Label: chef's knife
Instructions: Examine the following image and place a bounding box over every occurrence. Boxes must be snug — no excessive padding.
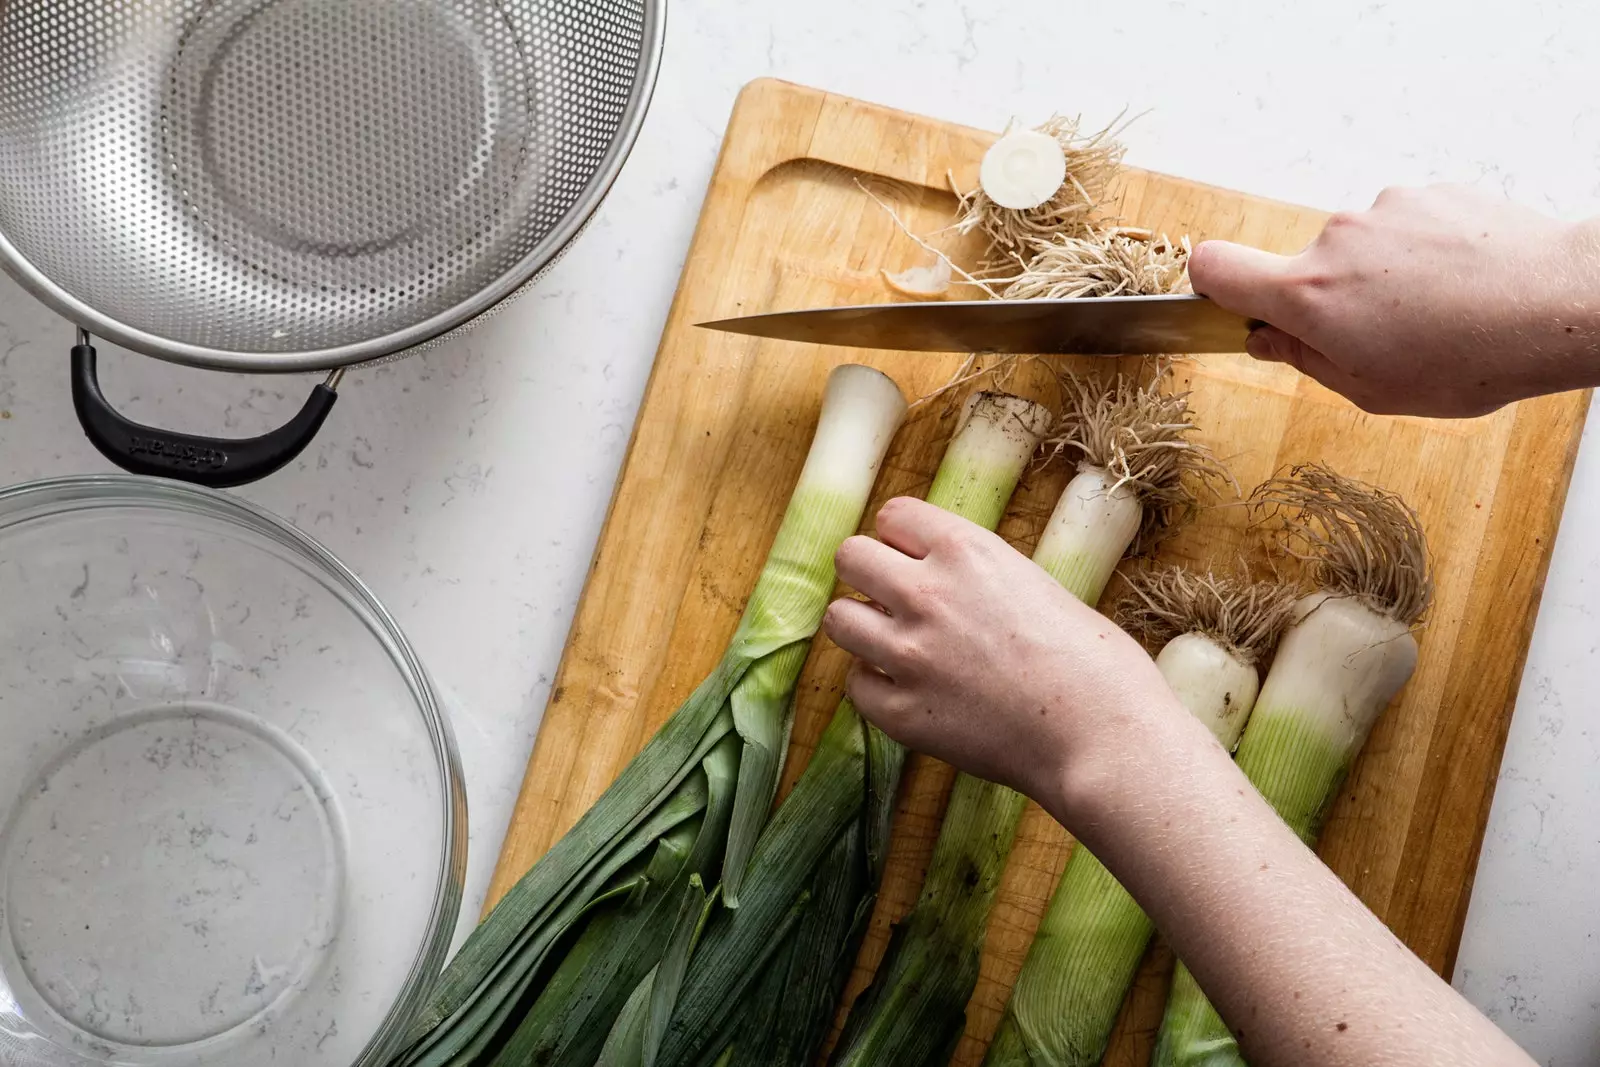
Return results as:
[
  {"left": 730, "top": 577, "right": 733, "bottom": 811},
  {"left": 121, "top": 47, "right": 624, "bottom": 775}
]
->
[{"left": 698, "top": 294, "right": 1259, "bottom": 355}]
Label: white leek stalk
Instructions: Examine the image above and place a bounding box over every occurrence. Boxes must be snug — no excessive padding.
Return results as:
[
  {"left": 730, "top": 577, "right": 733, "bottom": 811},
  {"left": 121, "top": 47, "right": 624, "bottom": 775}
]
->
[
  {"left": 1152, "top": 466, "right": 1431, "bottom": 1067},
  {"left": 1034, "top": 466, "right": 1143, "bottom": 602},
  {"left": 397, "top": 365, "right": 906, "bottom": 1067}
]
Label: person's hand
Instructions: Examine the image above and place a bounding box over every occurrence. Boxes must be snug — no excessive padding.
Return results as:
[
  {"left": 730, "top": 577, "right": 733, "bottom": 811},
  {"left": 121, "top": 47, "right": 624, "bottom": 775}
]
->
[
  {"left": 820, "top": 496, "right": 1188, "bottom": 818},
  {"left": 1189, "top": 183, "right": 1600, "bottom": 418}
]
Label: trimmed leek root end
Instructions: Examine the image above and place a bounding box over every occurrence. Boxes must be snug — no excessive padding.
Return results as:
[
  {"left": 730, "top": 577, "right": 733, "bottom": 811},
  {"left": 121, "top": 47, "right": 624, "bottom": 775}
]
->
[
  {"left": 979, "top": 128, "right": 1069, "bottom": 210},
  {"left": 795, "top": 364, "right": 909, "bottom": 507},
  {"left": 926, "top": 391, "right": 1055, "bottom": 525}
]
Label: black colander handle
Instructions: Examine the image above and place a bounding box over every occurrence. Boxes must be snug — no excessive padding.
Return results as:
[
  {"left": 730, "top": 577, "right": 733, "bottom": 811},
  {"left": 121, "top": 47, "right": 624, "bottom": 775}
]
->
[{"left": 71, "top": 331, "right": 342, "bottom": 489}]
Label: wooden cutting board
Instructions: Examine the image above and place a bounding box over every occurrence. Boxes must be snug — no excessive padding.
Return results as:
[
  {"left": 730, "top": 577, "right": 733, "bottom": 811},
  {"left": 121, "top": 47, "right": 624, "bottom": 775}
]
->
[{"left": 486, "top": 79, "right": 1588, "bottom": 1065}]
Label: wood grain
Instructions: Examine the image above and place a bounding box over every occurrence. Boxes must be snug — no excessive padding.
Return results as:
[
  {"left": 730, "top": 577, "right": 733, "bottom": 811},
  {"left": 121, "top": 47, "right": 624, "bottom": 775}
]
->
[{"left": 485, "top": 79, "right": 1588, "bottom": 1066}]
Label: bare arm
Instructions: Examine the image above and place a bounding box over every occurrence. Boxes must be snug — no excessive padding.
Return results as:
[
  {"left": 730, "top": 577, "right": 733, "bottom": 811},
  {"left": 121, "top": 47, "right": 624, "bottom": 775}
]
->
[{"left": 823, "top": 497, "right": 1534, "bottom": 1067}]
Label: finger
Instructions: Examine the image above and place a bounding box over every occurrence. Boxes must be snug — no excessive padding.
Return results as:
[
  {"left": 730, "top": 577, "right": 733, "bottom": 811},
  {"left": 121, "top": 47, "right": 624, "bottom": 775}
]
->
[
  {"left": 874, "top": 495, "right": 988, "bottom": 560},
  {"left": 822, "top": 596, "right": 904, "bottom": 671},
  {"left": 845, "top": 658, "right": 912, "bottom": 727},
  {"left": 1245, "top": 324, "right": 1321, "bottom": 370},
  {"left": 835, "top": 534, "right": 919, "bottom": 614},
  {"left": 1247, "top": 327, "right": 1365, "bottom": 403},
  {"left": 1187, "top": 240, "right": 1298, "bottom": 325}
]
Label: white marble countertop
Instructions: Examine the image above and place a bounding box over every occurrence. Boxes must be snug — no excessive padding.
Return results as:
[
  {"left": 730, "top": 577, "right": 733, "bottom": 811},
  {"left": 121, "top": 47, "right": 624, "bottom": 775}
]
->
[{"left": 1, "top": 2, "right": 1597, "bottom": 1063}]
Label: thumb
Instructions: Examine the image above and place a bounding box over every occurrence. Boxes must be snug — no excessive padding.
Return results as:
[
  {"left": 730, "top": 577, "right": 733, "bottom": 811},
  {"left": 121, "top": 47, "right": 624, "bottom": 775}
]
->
[{"left": 1187, "top": 240, "right": 1297, "bottom": 325}]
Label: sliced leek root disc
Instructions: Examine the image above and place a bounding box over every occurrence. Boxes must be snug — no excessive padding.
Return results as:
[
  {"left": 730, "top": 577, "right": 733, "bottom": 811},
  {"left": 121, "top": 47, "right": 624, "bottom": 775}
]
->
[
  {"left": 979, "top": 128, "right": 1068, "bottom": 210},
  {"left": 882, "top": 256, "right": 952, "bottom": 298}
]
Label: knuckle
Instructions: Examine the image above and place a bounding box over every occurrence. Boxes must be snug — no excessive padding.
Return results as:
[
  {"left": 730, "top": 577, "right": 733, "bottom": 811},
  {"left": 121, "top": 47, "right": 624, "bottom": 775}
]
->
[
  {"left": 1276, "top": 275, "right": 1327, "bottom": 320},
  {"left": 1374, "top": 184, "right": 1418, "bottom": 206},
  {"left": 912, "top": 576, "right": 952, "bottom": 608},
  {"left": 891, "top": 634, "right": 925, "bottom": 668},
  {"left": 938, "top": 527, "right": 990, "bottom": 562},
  {"left": 877, "top": 496, "right": 916, "bottom": 522}
]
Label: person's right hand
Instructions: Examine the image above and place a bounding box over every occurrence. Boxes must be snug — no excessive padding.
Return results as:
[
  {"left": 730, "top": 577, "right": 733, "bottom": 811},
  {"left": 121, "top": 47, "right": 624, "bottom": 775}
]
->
[{"left": 1189, "top": 183, "right": 1600, "bottom": 418}]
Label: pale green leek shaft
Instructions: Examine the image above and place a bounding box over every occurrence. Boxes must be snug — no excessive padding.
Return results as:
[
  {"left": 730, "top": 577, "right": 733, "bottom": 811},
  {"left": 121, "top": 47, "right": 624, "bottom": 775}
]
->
[
  {"left": 986, "top": 629, "right": 1263, "bottom": 1067},
  {"left": 830, "top": 467, "right": 1140, "bottom": 1067}
]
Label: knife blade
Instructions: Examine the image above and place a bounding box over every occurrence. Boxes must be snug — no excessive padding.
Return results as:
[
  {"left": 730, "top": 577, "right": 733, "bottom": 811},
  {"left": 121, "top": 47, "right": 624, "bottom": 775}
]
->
[{"left": 698, "top": 294, "right": 1259, "bottom": 355}]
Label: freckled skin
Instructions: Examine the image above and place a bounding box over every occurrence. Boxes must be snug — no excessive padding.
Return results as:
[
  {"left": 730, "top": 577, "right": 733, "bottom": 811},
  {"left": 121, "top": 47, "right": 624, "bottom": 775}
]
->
[
  {"left": 825, "top": 495, "right": 1541, "bottom": 1067},
  {"left": 1189, "top": 183, "right": 1600, "bottom": 419}
]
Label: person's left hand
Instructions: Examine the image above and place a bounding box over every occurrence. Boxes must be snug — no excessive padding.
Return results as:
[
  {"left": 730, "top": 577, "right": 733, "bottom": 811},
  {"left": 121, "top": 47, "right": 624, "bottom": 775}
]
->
[{"left": 821, "top": 496, "right": 1183, "bottom": 819}]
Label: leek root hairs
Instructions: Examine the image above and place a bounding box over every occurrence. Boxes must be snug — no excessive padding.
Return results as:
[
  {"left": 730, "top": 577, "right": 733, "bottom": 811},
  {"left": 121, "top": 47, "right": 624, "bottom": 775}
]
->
[
  {"left": 1116, "top": 565, "right": 1298, "bottom": 667},
  {"left": 1251, "top": 462, "right": 1433, "bottom": 624},
  {"left": 1048, "top": 370, "right": 1230, "bottom": 550},
  {"left": 954, "top": 114, "right": 1127, "bottom": 254},
  {"left": 982, "top": 227, "right": 1191, "bottom": 301}
]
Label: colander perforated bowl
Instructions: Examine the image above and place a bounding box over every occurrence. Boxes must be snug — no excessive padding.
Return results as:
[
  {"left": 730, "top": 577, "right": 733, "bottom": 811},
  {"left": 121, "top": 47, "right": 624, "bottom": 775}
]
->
[{"left": 0, "top": 0, "right": 663, "bottom": 486}]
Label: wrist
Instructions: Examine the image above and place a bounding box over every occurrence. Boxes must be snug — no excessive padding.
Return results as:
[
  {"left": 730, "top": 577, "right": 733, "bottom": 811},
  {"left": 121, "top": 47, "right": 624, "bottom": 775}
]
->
[{"left": 1040, "top": 686, "right": 1222, "bottom": 848}]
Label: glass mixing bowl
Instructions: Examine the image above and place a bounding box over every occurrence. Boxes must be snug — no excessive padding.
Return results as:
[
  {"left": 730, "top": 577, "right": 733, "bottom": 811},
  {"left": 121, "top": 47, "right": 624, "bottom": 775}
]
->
[{"left": 0, "top": 477, "right": 466, "bottom": 1066}]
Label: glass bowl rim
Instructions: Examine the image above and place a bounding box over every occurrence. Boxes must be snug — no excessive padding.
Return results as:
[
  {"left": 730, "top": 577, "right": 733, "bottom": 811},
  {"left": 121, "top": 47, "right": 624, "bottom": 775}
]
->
[{"left": 0, "top": 473, "right": 467, "bottom": 1066}]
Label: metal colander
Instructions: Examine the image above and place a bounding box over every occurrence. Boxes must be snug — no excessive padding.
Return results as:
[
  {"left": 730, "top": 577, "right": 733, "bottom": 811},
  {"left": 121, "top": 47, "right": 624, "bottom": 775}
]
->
[{"left": 0, "top": 0, "right": 663, "bottom": 372}]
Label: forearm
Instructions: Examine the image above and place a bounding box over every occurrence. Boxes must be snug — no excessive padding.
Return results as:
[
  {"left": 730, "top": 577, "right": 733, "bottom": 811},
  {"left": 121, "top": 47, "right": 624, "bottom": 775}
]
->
[
  {"left": 1051, "top": 706, "right": 1535, "bottom": 1067},
  {"left": 1512, "top": 216, "right": 1600, "bottom": 396}
]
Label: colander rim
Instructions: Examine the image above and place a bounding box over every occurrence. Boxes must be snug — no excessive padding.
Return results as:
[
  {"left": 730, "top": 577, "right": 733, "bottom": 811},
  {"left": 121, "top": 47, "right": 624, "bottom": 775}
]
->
[{"left": 0, "top": 0, "right": 667, "bottom": 375}]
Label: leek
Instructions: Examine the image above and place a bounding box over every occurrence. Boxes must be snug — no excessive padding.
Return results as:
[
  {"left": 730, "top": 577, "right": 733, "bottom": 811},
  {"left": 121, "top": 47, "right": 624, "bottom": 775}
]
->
[
  {"left": 830, "top": 373, "right": 1219, "bottom": 1067},
  {"left": 654, "top": 391, "right": 1054, "bottom": 1067},
  {"left": 1151, "top": 465, "right": 1432, "bottom": 1067},
  {"left": 984, "top": 569, "right": 1295, "bottom": 1067},
  {"left": 393, "top": 364, "right": 907, "bottom": 1067}
]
